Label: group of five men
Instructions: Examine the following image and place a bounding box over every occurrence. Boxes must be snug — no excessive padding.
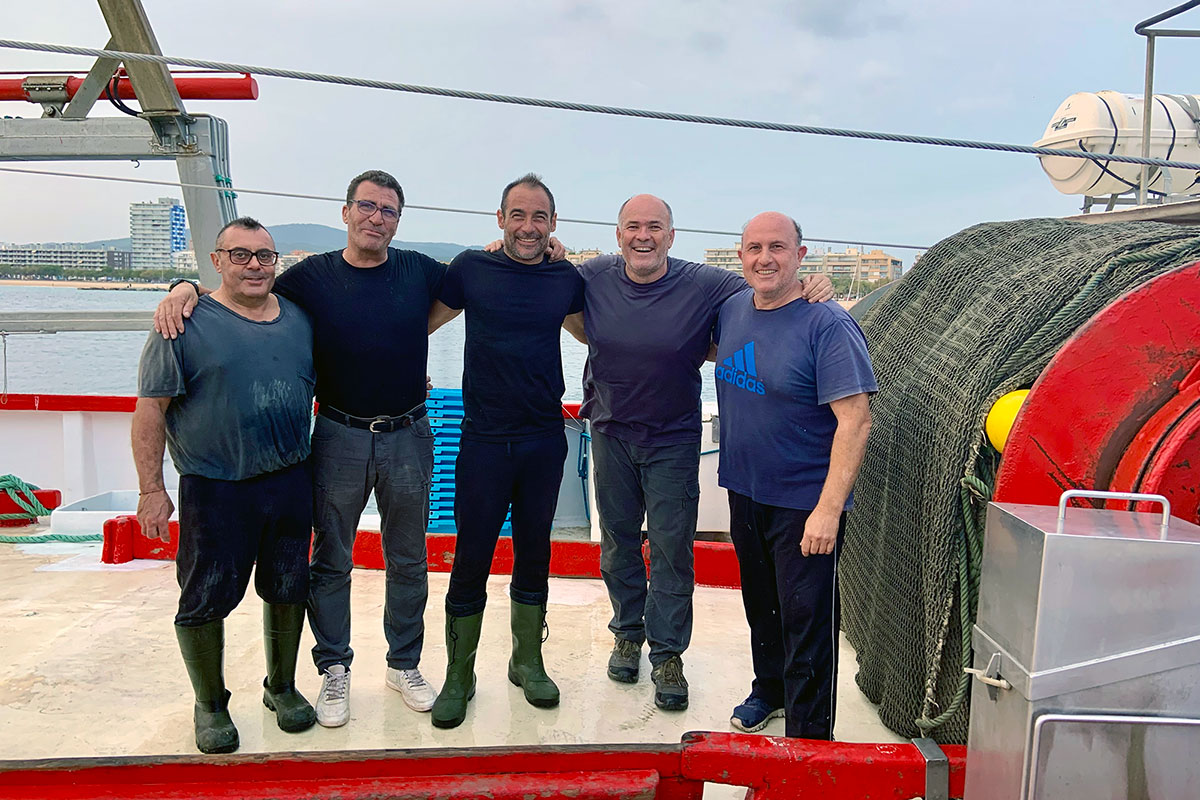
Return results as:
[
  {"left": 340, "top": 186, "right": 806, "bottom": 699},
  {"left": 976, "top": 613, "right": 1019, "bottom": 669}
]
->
[{"left": 134, "top": 169, "right": 875, "bottom": 753}]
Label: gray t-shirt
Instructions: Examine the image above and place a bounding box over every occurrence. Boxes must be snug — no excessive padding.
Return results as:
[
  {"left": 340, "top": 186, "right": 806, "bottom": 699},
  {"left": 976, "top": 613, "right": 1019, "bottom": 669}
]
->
[
  {"left": 138, "top": 295, "right": 315, "bottom": 480},
  {"left": 580, "top": 255, "right": 746, "bottom": 446}
]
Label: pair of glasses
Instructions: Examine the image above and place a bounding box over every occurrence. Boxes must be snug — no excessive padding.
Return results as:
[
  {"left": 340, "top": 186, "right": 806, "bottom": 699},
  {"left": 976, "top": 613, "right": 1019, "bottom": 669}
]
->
[
  {"left": 216, "top": 248, "right": 279, "bottom": 266},
  {"left": 354, "top": 200, "right": 401, "bottom": 222}
]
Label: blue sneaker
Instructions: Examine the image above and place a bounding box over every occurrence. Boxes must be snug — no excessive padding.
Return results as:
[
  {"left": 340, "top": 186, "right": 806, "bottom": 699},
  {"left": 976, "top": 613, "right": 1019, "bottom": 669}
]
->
[{"left": 730, "top": 696, "right": 785, "bottom": 733}]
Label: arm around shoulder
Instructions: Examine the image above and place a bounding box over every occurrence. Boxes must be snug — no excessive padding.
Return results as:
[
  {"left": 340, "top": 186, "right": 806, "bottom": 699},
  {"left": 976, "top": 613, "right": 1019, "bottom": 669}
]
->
[{"left": 153, "top": 281, "right": 208, "bottom": 340}]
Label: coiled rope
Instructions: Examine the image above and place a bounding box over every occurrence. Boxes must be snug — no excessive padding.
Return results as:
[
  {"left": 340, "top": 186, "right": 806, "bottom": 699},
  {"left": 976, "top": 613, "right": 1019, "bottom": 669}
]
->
[{"left": 0, "top": 474, "right": 102, "bottom": 543}]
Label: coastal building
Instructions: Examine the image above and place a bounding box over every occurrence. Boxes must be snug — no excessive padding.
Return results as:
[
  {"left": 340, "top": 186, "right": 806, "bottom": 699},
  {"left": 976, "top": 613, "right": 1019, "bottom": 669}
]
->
[
  {"left": 703, "top": 245, "right": 742, "bottom": 275},
  {"left": 0, "top": 244, "right": 132, "bottom": 271},
  {"left": 705, "top": 242, "right": 904, "bottom": 282},
  {"left": 564, "top": 248, "right": 604, "bottom": 267},
  {"left": 129, "top": 197, "right": 186, "bottom": 271},
  {"left": 279, "top": 250, "right": 314, "bottom": 272}
]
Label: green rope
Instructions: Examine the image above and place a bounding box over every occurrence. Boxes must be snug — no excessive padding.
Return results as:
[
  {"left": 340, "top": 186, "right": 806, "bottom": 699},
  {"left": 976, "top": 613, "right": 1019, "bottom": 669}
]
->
[
  {"left": 915, "top": 460, "right": 995, "bottom": 734},
  {"left": 0, "top": 474, "right": 51, "bottom": 522},
  {"left": 0, "top": 532, "right": 102, "bottom": 544}
]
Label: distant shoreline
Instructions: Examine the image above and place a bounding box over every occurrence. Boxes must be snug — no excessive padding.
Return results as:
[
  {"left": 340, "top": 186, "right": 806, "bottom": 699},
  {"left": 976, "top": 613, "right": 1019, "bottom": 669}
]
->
[{"left": 0, "top": 279, "right": 170, "bottom": 290}]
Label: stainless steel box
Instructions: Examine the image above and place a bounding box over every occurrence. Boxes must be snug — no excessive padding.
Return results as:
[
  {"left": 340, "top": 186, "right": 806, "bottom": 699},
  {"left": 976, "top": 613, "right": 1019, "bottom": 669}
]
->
[{"left": 964, "top": 498, "right": 1200, "bottom": 800}]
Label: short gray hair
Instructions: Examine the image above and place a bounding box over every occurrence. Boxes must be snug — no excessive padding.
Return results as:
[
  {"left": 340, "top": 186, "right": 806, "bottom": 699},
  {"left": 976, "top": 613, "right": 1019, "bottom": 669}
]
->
[
  {"left": 215, "top": 216, "right": 269, "bottom": 249},
  {"left": 618, "top": 195, "right": 674, "bottom": 229}
]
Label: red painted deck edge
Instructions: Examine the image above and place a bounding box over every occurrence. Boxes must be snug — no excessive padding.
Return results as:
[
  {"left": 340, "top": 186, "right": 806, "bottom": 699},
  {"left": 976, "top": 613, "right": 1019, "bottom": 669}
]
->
[{"left": 0, "top": 733, "right": 966, "bottom": 799}]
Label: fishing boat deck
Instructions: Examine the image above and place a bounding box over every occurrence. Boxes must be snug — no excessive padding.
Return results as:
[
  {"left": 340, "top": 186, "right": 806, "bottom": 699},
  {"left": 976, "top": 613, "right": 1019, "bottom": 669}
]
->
[{"left": 0, "top": 533, "right": 903, "bottom": 796}]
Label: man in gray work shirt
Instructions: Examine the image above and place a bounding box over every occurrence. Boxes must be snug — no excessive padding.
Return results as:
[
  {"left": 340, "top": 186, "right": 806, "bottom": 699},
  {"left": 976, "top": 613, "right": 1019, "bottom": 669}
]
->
[
  {"left": 572, "top": 194, "right": 832, "bottom": 711},
  {"left": 134, "top": 217, "right": 317, "bottom": 754}
]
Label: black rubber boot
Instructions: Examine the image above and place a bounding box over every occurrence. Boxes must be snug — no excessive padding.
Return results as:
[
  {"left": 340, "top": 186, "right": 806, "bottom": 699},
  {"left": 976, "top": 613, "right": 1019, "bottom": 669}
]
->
[
  {"left": 262, "top": 603, "right": 317, "bottom": 733},
  {"left": 175, "top": 620, "right": 239, "bottom": 754},
  {"left": 507, "top": 599, "right": 560, "bottom": 709},
  {"left": 431, "top": 611, "right": 483, "bottom": 729}
]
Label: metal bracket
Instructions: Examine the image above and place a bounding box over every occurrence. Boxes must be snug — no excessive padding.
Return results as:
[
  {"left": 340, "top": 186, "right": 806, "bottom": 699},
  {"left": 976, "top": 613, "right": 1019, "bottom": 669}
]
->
[
  {"left": 22, "top": 76, "right": 72, "bottom": 118},
  {"left": 141, "top": 111, "right": 199, "bottom": 154},
  {"left": 911, "top": 737, "right": 949, "bottom": 800}
]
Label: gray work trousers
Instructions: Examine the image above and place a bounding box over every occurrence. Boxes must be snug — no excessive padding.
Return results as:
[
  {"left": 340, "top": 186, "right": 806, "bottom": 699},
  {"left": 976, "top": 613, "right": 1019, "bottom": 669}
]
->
[
  {"left": 307, "top": 413, "right": 433, "bottom": 673},
  {"left": 592, "top": 429, "right": 700, "bottom": 666}
]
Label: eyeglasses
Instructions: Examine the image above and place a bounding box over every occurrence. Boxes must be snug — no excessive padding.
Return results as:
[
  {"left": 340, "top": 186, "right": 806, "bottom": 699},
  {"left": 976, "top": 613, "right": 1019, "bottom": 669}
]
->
[
  {"left": 353, "top": 200, "right": 401, "bottom": 222},
  {"left": 216, "top": 248, "right": 280, "bottom": 266}
]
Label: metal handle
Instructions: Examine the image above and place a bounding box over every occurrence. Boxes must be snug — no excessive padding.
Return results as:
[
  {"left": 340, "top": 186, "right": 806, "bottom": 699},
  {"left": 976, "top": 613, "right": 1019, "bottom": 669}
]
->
[
  {"left": 1056, "top": 489, "right": 1171, "bottom": 539},
  {"left": 964, "top": 667, "right": 1011, "bottom": 690}
]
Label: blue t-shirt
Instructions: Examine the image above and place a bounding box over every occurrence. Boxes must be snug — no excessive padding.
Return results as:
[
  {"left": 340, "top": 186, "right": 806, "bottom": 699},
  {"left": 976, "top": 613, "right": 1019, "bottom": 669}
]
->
[
  {"left": 714, "top": 289, "right": 876, "bottom": 510},
  {"left": 580, "top": 255, "right": 746, "bottom": 446},
  {"left": 273, "top": 248, "right": 445, "bottom": 417},
  {"left": 137, "top": 295, "right": 315, "bottom": 480},
  {"left": 439, "top": 249, "right": 584, "bottom": 441}
]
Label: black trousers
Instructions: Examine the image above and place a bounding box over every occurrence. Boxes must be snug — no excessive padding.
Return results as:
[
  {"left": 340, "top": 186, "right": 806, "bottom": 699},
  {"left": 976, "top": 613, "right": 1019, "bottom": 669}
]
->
[
  {"left": 175, "top": 460, "right": 313, "bottom": 627},
  {"left": 445, "top": 432, "right": 568, "bottom": 616},
  {"left": 727, "top": 490, "right": 844, "bottom": 739}
]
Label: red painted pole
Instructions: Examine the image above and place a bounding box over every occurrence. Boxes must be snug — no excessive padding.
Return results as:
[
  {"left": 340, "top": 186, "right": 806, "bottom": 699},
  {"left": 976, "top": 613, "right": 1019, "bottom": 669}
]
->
[{"left": 0, "top": 74, "right": 259, "bottom": 102}]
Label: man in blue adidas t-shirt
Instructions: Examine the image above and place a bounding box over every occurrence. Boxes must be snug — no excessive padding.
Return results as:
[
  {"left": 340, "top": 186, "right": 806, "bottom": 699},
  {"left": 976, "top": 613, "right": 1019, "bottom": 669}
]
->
[{"left": 714, "top": 212, "right": 876, "bottom": 740}]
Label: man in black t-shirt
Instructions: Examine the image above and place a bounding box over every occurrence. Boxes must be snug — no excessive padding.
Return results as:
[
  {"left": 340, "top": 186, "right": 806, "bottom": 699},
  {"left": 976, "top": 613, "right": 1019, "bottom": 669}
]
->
[
  {"left": 425, "top": 173, "right": 584, "bottom": 729},
  {"left": 155, "top": 170, "right": 445, "bottom": 728}
]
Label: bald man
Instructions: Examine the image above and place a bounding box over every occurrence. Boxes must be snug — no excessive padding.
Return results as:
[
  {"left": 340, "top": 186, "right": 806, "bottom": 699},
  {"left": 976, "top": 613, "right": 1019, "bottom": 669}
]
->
[
  {"left": 715, "top": 211, "right": 874, "bottom": 739},
  {"left": 568, "top": 195, "right": 833, "bottom": 712}
]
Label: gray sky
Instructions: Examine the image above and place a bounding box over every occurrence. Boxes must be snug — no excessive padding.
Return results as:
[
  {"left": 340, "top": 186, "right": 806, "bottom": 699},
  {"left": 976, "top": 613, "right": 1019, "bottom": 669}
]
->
[{"left": 0, "top": 1, "right": 1195, "bottom": 262}]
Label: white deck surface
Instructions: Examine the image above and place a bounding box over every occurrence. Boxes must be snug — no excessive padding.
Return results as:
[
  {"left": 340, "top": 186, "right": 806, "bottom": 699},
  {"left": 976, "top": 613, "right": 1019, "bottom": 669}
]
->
[{"left": 0, "top": 537, "right": 902, "bottom": 796}]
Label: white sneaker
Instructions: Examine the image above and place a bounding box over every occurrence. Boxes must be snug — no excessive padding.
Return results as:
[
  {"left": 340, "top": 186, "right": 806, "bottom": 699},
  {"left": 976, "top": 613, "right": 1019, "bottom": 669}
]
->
[
  {"left": 386, "top": 667, "right": 438, "bottom": 712},
  {"left": 316, "top": 664, "right": 351, "bottom": 728}
]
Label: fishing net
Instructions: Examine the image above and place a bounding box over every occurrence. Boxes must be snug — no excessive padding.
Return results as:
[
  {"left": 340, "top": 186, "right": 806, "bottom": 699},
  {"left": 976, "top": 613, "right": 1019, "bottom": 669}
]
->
[{"left": 842, "top": 216, "right": 1200, "bottom": 744}]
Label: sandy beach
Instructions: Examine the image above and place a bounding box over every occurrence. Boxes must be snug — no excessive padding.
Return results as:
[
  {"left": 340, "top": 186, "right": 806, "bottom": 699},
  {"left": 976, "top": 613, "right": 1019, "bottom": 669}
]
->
[{"left": 0, "top": 278, "right": 171, "bottom": 290}]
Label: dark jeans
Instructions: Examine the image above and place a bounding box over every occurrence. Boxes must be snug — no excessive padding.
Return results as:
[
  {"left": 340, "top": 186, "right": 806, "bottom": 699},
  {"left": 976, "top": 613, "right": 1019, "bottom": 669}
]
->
[
  {"left": 175, "top": 460, "right": 312, "bottom": 627},
  {"left": 592, "top": 430, "right": 699, "bottom": 666},
  {"left": 308, "top": 413, "right": 434, "bottom": 673},
  {"left": 445, "top": 432, "right": 568, "bottom": 616},
  {"left": 728, "top": 490, "right": 843, "bottom": 740}
]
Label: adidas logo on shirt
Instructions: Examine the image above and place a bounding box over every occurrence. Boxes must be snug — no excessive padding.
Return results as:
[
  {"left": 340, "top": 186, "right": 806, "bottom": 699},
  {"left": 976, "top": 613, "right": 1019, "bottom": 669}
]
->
[{"left": 716, "top": 342, "right": 766, "bottom": 395}]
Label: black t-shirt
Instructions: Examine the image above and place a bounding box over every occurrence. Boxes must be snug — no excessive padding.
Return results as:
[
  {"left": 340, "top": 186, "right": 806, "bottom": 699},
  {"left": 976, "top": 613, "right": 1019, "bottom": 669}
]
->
[
  {"left": 439, "top": 249, "right": 584, "bottom": 441},
  {"left": 274, "top": 248, "right": 445, "bottom": 417}
]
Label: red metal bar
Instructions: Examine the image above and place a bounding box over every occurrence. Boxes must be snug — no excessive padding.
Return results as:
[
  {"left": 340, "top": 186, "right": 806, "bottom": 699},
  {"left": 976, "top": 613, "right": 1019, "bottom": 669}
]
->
[
  {"left": 681, "top": 732, "right": 967, "bottom": 799},
  {"left": 0, "top": 74, "right": 259, "bottom": 102},
  {"left": 0, "top": 744, "right": 700, "bottom": 800},
  {"left": 101, "top": 517, "right": 743, "bottom": 589}
]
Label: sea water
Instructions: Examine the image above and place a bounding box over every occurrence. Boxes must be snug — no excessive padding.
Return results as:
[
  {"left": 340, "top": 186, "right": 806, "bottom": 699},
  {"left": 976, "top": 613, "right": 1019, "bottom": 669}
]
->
[{"left": 0, "top": 284, "right": 719, "bottom": 402}]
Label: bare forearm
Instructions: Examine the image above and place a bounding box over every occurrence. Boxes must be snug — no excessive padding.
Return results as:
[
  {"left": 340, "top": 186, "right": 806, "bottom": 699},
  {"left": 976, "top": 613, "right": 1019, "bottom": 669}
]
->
[
  {"left": 562, "top": 312, "right": 587, "bottom": 344},
  {"left": 131, "top": 400, "right": 168, "bottom": 492},
  {"left": 814, "top": 408, "right": 871, "bottom": 514}
]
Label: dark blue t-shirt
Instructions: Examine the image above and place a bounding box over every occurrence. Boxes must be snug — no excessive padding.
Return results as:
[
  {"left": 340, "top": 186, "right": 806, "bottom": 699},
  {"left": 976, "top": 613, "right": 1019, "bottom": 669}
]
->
[
  {"left": 138, "top": 295, "right": 315, "bottom": 480},
  {"left": 439, "top": 249, "right": 584, "bottom": 441},
  {"left": 714, "top": 289, "right": 877, "bottom": 510},
  {"left": 273, "top": 248, "right": 445, "bottom": 418},
  {"left": 580, "top": 255, "right": 746, "bottom": 446}
]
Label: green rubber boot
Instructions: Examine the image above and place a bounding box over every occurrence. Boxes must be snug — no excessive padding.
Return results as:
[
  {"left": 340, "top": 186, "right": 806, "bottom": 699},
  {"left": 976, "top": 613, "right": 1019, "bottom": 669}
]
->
[
  {"left": 507, "top": 599, "right": 560, "bottom": 708},
  {"left": 431, "top": 611, "right": 484, "bottom": 729},
  {"left": 175, "top": 620, "right": 239, "bottom": 754},
  {"left": 262, "top": 603, "right": 318, "bottom": 733}
]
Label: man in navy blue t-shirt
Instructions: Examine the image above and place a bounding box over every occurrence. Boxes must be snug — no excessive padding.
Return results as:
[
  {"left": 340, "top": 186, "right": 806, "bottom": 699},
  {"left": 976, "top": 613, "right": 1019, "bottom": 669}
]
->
[
  {"left": 715, "top": 212, "right": 875, "bottom": 740},
  {"left": 426, "top": 174, "right": 584, "bottom": 729},
  {"left": 573, "top": 195, "right": 833, "bottom": 713}
]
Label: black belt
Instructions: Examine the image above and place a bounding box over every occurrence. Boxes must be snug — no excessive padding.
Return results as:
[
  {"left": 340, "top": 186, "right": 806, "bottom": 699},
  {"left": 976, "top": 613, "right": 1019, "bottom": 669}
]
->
[{"left": 318, "top": 403, "right": 427, "bottom": 433}]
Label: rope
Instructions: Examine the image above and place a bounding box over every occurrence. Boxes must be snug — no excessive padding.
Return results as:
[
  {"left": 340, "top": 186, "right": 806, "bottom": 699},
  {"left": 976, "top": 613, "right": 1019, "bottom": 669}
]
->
[
  {"left": 0, "top": 165, "right": 929, "bottom": 251},
  {"left": 0, "top": 474, "right": 50, "bottom": 521},
  {"left": 0, "top": 532, "right": 102, "bottom": 543},
  {"left": 3, "top": 38, "right": 1200, "bottom": 173}
]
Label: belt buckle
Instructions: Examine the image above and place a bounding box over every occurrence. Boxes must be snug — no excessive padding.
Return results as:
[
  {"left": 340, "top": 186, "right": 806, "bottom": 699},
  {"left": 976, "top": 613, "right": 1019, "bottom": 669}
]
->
[{"left": 368, "top": 416, "right": 391, "bottom": 434}]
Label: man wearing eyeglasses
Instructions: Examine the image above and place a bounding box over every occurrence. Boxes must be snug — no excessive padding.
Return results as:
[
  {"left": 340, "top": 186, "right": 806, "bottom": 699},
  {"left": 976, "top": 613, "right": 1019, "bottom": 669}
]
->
[
  {"left": 135, "top": 217, "right": 317, "bottom": 753},
  {"left": 155, "top": 170, "right": 445, "bottom": 729}
]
